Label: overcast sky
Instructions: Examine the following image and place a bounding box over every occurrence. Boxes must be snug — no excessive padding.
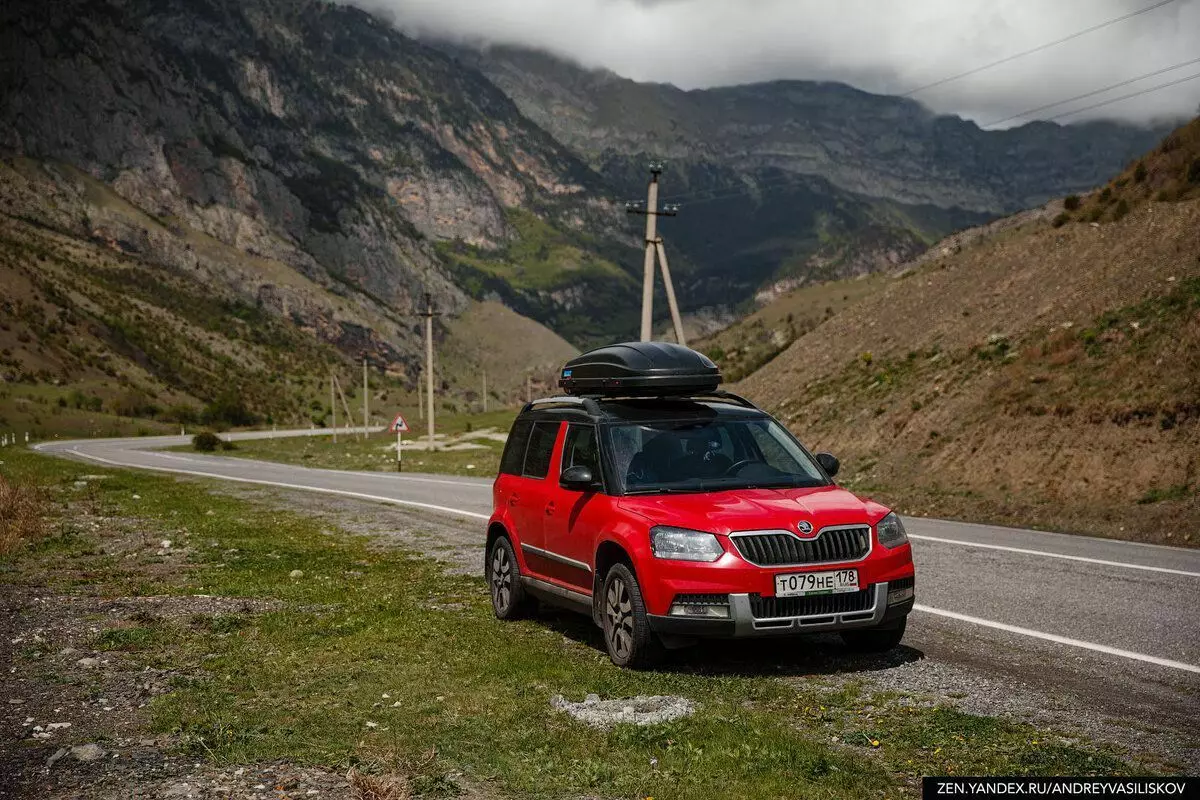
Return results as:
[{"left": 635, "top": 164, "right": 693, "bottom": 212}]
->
[{"left": 352, "top": 0, "right": 1200, "bottom": 127}]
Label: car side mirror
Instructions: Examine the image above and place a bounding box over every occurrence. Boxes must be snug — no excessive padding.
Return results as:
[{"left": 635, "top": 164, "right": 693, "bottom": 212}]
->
[
  {"left": 560, "top": 465, "right": 599, "bottom": 492},
  {"left": 816, "top": 452, "right": 840, "bottom": 478}
]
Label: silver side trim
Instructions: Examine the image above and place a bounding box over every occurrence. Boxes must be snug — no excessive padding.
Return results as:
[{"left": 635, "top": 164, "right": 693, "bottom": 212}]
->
[
  {"left": 521, "top": 543, "right": 592, "bottom": 573},
  {"left": 520, "top": 575, "right": 593, "bottom": 610},
  {"left": 729, "top": 523, "right": 873, "bottom": 568}
]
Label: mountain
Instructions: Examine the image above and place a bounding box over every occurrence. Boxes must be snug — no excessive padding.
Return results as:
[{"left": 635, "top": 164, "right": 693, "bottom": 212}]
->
[
  {"left": 0, "top": 0, "right": 622, "bottom": 432},
  {"left": 734, "top": 118, "right": 1200, "bottom": 544},
  {"left": 0, "top": 0, "right": 1184, "bottom": 436},
  {"left": 455, "top": 45, "right": 1169, "bottom": 314}
]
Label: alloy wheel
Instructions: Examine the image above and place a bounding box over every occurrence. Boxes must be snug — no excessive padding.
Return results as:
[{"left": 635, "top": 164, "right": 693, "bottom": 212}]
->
[
  {"left": 491, "top": 545, "right": 512, "bottom": 612},
  {"left": 605, "top": 577, "right": 634, "bottom": 661}
]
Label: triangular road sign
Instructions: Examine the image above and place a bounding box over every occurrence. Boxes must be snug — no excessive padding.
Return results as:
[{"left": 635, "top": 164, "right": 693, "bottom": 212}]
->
[{"left": 389, "top": 413, "right": 410, "bottom": 433}]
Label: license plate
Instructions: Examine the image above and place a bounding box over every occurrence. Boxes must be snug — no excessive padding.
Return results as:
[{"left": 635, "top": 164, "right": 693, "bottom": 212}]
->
[{"left": 774, "top": 568, "right": 859, "bottom": 597}]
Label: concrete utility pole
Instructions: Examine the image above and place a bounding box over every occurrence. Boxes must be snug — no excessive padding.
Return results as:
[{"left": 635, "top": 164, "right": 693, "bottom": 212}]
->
[
  {"left": 412, "top": 292, "right": 441, "bottom": 451},
  {"left": 362, "top": 354, "right": 369, "bottom": 440},
  {"left": 627, "top": 162, "right": 686, "bottom": 345},
  {"left": 482, "top": 370, "right": 488, "bottom": 414},
  {"left": 331, "top": 372, "right": 337, "bottom": 444}
]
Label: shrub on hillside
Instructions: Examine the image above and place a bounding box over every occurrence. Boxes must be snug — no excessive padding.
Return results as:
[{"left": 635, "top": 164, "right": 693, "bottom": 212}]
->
[
  {"left": 1051, "top": 213, "right": 1070, "bottom": 228},
  {"left": 0, "top": 475, "right": 47, "bottom": 555},
  {"left": 192, "top": 431, "right": 223, "bottom": 452},
  {"left": 201, "top": 393, "right": 258, "bottom": 429},
  {"left": 1112, "top": 199, "right": 1130, "bottom": 221},
  {"left": 1188, "top": 157, "right": 1200, "bottom": 185},
  {"left": 1133, "top": 162, "right": 1148, "bottom": 183},
  {"left": 1062, "top": 195, "right": 1081, "bottom": 211},
  {"left": 111, "top": 389, "right": 159, "bottom": 419},
  {"left": 159, "top": 404, "right": 200, "bottom": 425}
]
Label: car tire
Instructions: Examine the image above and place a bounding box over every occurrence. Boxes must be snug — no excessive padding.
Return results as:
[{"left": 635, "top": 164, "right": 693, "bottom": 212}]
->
[
  {"left": 600, "top": 563, "right": 663, "bottom": 669},
  {"left": 487, "top": 536, "right": 534, "bottom": 620},
  {"left": 840, "top": 616, "right": 907, "bottom": 653}
]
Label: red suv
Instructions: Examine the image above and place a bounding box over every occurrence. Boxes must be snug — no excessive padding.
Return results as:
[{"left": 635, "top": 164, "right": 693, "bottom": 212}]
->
[{"left": 485, "top": 342, "right": 915, "bottom": 668}]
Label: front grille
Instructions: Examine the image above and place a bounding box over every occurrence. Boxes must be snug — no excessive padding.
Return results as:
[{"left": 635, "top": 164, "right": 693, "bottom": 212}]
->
[
  {"left": 750, "top": 588, "right": 874, "bottom": 619},
  {"left": 732, "top": 527, "right": 870, "bottom": 566}
]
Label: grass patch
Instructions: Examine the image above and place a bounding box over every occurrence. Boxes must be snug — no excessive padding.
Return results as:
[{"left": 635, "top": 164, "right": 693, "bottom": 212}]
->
[
  {"left": 2, "top": 449, "right": 1143, "bottom": 797},
  {"left": 0, "top": 471, "right": 48, "bottom": 554}
]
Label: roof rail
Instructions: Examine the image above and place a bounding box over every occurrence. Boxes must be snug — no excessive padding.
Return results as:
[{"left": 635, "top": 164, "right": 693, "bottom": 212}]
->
[
  {"left": 571, "top": 390, "right": 759, "bottom": 410},
  {"left": 522, "top": 396, "right": 603, "bottom": 415}
]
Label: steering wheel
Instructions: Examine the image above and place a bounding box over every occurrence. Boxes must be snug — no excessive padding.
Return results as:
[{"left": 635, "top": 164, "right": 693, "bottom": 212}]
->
[{"left": 723, "top": 459, "right": 756, "bottom": 476}]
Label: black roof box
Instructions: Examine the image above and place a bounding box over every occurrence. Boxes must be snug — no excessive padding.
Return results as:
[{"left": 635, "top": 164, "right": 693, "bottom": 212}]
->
[{"left": 558, "top": 341, "right": 721, "bottom": 397}]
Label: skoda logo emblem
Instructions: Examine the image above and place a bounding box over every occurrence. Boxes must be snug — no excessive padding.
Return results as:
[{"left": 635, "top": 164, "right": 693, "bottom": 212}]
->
[{"left": 797, "top": 520, "right": 814, "bottom": 535}]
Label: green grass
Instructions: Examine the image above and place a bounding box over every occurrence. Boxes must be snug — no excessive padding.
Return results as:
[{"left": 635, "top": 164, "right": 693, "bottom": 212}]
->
[{"left": 1, "top": 448, "right": 1145, "bottom": 798}]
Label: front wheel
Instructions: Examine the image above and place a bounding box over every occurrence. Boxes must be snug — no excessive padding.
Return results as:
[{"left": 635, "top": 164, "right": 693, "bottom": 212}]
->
[
  {"left": 840, "top": 616, "right": 907, "bottom": 653},
  {"left": 487, "top": 536, "right": 534, "bottom": 620},
  {"left": 601, "top": 564, "right": 663, "bottom": 669}
]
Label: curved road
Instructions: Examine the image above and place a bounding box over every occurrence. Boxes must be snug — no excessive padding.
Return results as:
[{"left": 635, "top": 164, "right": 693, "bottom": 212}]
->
[{"left": 32, "top": 431, "right": 1200, "bottom": 747}]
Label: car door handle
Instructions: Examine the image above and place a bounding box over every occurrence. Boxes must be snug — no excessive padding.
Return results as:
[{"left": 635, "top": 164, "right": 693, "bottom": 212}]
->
[
  {"left": 508, "top": 494, "right": 520, "bottom": 506},
  {"left": 544, "top": 502, "right": 556, "bottom": 516}
]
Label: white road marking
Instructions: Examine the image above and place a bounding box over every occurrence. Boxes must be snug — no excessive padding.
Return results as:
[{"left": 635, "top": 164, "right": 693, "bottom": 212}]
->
[
  {"left": 908, "top": 534, "right": 1200, "bottom": 578},
  {"left": 914, "top": 604, "right": 1200, "bottom": 674},
  {"left": 57, "top": 448, "right": 492, "bottom": 522}
]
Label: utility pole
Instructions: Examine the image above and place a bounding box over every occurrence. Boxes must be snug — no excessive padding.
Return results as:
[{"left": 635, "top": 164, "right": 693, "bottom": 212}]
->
[
  {"left": 411, "top": 292, "right": 441, "bottom": 451},
  {"left": 626, "top": 162, "right": 686, "bottom": 345},
  {"left": 330, "top": 372, "right": 337, "bottom": 444},
  {"left": 362, "top": 354, "right": 369, "bottom": 440},
  {"left": 482, "top": 370, "right": 488, "bottom": 414},
  {"left": 526, "top": 373, "right": 532, "bottom": 404}
]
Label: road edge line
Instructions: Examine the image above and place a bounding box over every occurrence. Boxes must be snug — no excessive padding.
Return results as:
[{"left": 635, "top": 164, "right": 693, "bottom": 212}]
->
[{"left": 913, "top": 604, "right": 1200, "bottom": 674}]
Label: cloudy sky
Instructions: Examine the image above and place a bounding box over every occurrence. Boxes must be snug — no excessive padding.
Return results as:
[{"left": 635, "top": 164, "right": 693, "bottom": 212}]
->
[{"left": 353, "top": 0, "right": 1200, "bottom": 127}]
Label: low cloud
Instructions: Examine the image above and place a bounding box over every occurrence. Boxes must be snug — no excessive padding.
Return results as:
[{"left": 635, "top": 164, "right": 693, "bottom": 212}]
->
[{"left": 352, "top": 0, "right": 1200, "bottom": 126}]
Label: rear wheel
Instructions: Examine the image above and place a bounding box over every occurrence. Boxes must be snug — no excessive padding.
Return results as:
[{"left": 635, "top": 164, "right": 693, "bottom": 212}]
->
[
  {"left": 840, "top": 616, "right": 907, "bottom": 653},
  {"left": 601, "top": 564, "right": 663, "bottom": 669},
  {"left": 487, "top": 536, "right": 534, "bottom": 620}
]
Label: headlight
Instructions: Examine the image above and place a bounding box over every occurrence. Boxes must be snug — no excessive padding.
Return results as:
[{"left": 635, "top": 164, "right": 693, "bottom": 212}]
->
[
  {"left": 650, "top": 526, "right": 724, "bottom": 562},
  {"left": 876, "top": 513, "right": 909, "bottom": 549}
]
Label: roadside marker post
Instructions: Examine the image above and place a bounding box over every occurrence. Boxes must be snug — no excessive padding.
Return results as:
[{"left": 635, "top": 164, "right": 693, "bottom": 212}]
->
[{"left": 390, "top": 413, "right": 410, "bottom": 472}]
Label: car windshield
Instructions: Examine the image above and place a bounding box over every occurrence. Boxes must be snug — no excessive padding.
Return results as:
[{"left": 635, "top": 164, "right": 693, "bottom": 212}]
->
[{"left": 607, "top": 417, "right": 830, "bottom": 494}]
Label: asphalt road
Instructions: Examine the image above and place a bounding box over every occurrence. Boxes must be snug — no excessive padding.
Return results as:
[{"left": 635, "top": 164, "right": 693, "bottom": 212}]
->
[{"left": 32, "top": 430, "right": 1200, "bottom": 747}]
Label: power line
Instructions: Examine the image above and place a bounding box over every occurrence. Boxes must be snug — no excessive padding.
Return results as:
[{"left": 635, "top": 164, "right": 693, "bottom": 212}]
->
[
  {"left": 1043, "top": 69, "right": 1200, "bottom": 122},
  {"left": 901, "top": 0, "right": 1181, "bottom": 97},
  {"left": 982, "top": 55, "right": 1200, "bottom": 128}
]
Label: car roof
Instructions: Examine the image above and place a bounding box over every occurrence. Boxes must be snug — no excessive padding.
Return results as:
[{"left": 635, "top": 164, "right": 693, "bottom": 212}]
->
[{"left": 517, "top": 396, "right": 769, "bottom": 425}]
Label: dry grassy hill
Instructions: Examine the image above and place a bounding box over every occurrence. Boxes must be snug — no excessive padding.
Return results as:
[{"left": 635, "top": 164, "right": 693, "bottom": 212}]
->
[{"left": 738, "top": 119, "right": 1200, "bottom": 545}]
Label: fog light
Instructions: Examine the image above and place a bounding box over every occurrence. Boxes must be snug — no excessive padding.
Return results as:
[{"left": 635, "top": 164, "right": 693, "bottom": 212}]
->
[
  {"left": 668, "top": 603, "right": 731, "bottom": 618},
  {"left": 887, "top": 586, "right": 914, "bottom": 605}
]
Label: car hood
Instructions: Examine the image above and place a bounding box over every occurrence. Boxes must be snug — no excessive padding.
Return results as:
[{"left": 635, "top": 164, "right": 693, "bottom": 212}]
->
[{"left": 617, "top": 485, "right": 889, "bottom": 535}]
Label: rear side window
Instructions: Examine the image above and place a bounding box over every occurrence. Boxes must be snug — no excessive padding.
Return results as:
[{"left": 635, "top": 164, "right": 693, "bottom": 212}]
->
[
  {"left": 499, "top": 419, "right": 532, "bottom": 475},
  {"left": 522, "top": 421, "right": 560, "bottom": 479}
]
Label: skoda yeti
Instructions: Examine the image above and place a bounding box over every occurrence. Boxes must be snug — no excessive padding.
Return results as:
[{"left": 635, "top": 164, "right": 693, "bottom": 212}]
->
[{"left": 485, "top": 342, "right": 915, "bottom": 668}]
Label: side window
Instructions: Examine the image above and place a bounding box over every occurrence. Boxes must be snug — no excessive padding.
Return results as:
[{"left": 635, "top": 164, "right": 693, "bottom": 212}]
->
[
  {"left": 562, "top": 425, "right": 600, "bottom": 476},
  {"left": 499, "top": 419, "right": 532, "bottom": 475},
  {"left": 522, "top": 421, "right": 559, "bottom": 479}
]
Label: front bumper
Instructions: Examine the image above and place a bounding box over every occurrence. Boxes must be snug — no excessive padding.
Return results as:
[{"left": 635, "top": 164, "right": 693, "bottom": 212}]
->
[{"left": 647, "top": 581, "right": 913, "bottom": 639}]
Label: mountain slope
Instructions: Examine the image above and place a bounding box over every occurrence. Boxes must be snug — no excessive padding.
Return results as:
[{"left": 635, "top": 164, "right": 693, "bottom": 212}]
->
[
  {"left": 737, "top": 119, "right": 1200, "bottom": 544},
  {"left": 453, "top": 45, "right": 1167, "bottom": 316},
  {"left": 0, "top": 0, "right": 643, "bottom": 352}
]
